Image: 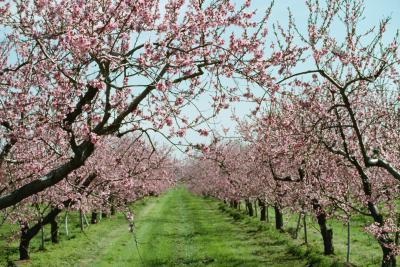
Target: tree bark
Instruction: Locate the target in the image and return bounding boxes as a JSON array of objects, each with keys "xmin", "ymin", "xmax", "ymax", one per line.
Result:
[
  {"xmin": 17, "ymin": 173, "xmax": 96, "ymax": 259},
  {"xmin": 110, "ymin": 205, "xmax": 116, "ymax": 216},
  {"xmin": 381, "ymin": 244, "xmax": 396, "ymax": 267},
  {"xmin": 40, "ymin": 222, "xmax": 44, "ymax": 250},
  {"xmin": 0, "ymin": 141, "xmax": 95, "ymax": 210},
  {"xmin": 312, "ymin": 200, "xmax": 334, "ymax": 255},
  {"xmin": 352, "ymin": 162, "xmax": 396, "ymax": 267},
  {"xmin": 303, "ymin": 213, "xmax": 308, "ymax": 244},
  {"xmin": 258, "ymin": 199, "xmax": 266, "ymax": 221},
  {"xmin": 50, "ymin": 215, "xmax": 59, "ymax": 244},
  {"xmin": 19, "ymin": 207, "xmax": 63, "ymax": 260},
  {"xmin": 246, "ymin": 199, "xmax": 254, "ymax": 217},
  {"xmin": 91, "ymin": 211, "xmax": 98, "ymax": 224},
  {"xmin": 79, "ymin": 209, "xmax": 84, "ymax": 231},
  {"xmin": 19, "ymin": 222, "xmax": 30, "ymax": 260},
  {"xmin": 274, "ymin": 204, "xmax": 283, "ymax": 231}
]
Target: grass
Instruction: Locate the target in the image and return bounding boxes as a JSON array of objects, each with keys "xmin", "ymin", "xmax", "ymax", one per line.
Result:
[
  {"xmin": 232, "ymin": 200, "xmax": 399, "ymax": 267},
  {"xmin": 1, "ymin": 188, "xmax": 307, "ymax": 266},
  {"xmin": 0, "ymin": 187, "xmax": 394, "ymax": 266},
  {"xmin": 0, "ymin": 197, "xmax": 153, "ymax": 266},
  {"xmin": 91, "ymin": 186, "xmax": 307, "ymax": 266}
]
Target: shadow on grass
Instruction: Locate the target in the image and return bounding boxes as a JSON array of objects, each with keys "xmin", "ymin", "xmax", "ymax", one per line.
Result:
[{"xmin": 143, "ymin": 256, "xmax": 276, "ymax": 267}]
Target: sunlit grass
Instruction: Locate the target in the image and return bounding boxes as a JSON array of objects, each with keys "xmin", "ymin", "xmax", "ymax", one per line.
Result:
[{"xmin": 1, "ymin": 187, "xmax": 394, "ymax": 266}]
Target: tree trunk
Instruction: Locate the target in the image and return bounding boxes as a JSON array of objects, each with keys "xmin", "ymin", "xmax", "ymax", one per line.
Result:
[
  {"xmin": 381, "ymin": 243, "xmax": 397, "ymax": 267},
  {"xmin": 91, "ymin": 211, "xmax": 98, "ymax": 224},
  {"xmin": 303, "ymin": 213, "xmax": 308, "ymax": 244},
  {"xmin": 232, "ymin": 200, "xmax": 239, "ymax": 209},
  {"xmin": 79, "ymin": 209, "xmax": 84, "ymax": 231},
  {"xmin": 312, "ymin": 200, "xmax": 334, "ymax": 255},
  {"xmin": 19, "ymin": 206, "xmax": 64, "ymax": 260},
  {"xmin": 19, "ymin": 174, "xmax": 97, "ymax": 260},
  {"xmin": 352, "ymin": 165, "xmax": 396, "ymax": 267},
  {"xmin": 110, "ymin": 205, "xmax": 116, "ymax": 216},
  {"xmin": 274, "ymin": 204, "xmax": 283, "ymax": 231},
  {"xmin": 19, "ymin": 222, "xmax": 30, "ymax": 260},
  {"xmin": 246, "ymin": 199, "xmax": 254, "ymax": 217},
  {"xmin": 109, "ymin": 195, "xmax": 116, "ymax": 216},
  {"xmin": 50, "ymin": 216, "xmax": 59, "ymax": 244},
  {"xmin": 40, "ymin": 221, "xmax": 45, "ymax": 250},
  {"xmin": 254, "ymin": 200, "xmax": 257, "ymax": 217},
  {"xmin": 0, "ymin": 141, "xmax": 95, "ymax": 210},
  {"xmin": 266, "ymin": 205, "xmax": 269, "ymax": 223},
  {"xmin": 317, "ymin": 214, "xmax": 334, "ymax": 254},
  {"xmin": 258, "ymin": 199, "xmax": 266, "ymax": 221}
]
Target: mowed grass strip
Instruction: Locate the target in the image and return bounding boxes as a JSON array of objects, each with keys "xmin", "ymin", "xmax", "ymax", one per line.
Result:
[
  {"xmin": 4, "ymin": 187, "xmax": 309, "ymax": 266},
  {"xmin": 0, "ymin": 198, "xmax": 153, "ymax": 266},
  {"xmin": 94, "ymin": 187, "xmax": 307, "ymax": 267}
]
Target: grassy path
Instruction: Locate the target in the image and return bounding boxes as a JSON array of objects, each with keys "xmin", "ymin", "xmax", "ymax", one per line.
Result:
[
  {"xmin": 11, "ymin": 187, "xmax": 308, "ymax": 266},
  {"xmin": 90, "ymin": 187, "xmax": 307, "ymax": 267}
]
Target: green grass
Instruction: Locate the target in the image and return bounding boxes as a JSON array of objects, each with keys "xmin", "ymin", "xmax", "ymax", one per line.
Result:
[
  {"xmin": 0, "ymin": 197, "xmax": 153, "ymax": 266},
  {"xmin": 233, "ymin": 201, "xmax": 399, "ymax": 267},
  {"xmin": 1, "ymin": 187, "xmax": 394, "ymax": 266},
  {"xmin": 1, "ymin": 188, "xmax": 307, "ymax": 266},
  {"xmin": 91, "ymin": 186, "xmax": 307, "ymax": 266}
]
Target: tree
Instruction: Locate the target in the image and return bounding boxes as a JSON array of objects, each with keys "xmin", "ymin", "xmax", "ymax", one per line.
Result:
[
  {"xmin": 277, "ymin": 0, "xmax": 400, "ymax": 265},
  {"xmin": 0, "ymin": 0, "xmax": 299, "ymax": 209}
]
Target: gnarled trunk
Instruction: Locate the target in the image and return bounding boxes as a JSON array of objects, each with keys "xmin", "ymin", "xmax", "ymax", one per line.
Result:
[
  {"xmin": 380, "ymin": 242, "xmax": 396, "ymax": 267},
  {"xmin": 19, "ymin": 207, "xmax": 63, "ymax": 260},
  {"xmin": 0, "ymin": 141, "xmax": 95, "ymax": 210},
  {"xmin": 274, "ymin": 204, "xmax": 283, "ymax": 231},
  {"xmin": 312, "ymin": 199, "xmax": 334, "ymax": 255},
  {"xmin": 352, "ymin": 164, "xmax": 397, "ymax": 267},
  {"xmin": 19, "ymin": 222, "xmax": 30, "ymax": 260},
  {"xmin": 17, "ymin": 173, "xmax": 97, "ymax": 259}
]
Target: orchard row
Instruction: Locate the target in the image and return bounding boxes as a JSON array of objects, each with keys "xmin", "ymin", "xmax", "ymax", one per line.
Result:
[{"xmin": 0, "ymin": 0, "xmax": 399, "ymax": 266}]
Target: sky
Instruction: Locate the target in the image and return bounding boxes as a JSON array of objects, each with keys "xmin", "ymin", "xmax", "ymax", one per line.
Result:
[
  {"xmin": 3, "ymin": 0, "xmax": 399, "ymax": 157},
  {"xmin": 157, "ymin": 0, "xmax": 400, "ymax": 157}
]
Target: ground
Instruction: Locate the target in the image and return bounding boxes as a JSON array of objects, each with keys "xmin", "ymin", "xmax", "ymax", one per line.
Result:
[{"xmin": 0, "ymin": 186, "xmax": 394, "ymax": 266}]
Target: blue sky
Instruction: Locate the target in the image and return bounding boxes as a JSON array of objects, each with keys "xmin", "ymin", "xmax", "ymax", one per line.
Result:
[{"xmin": 161, "ymin": 0, "xmax": 400, "ymax": 156}]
